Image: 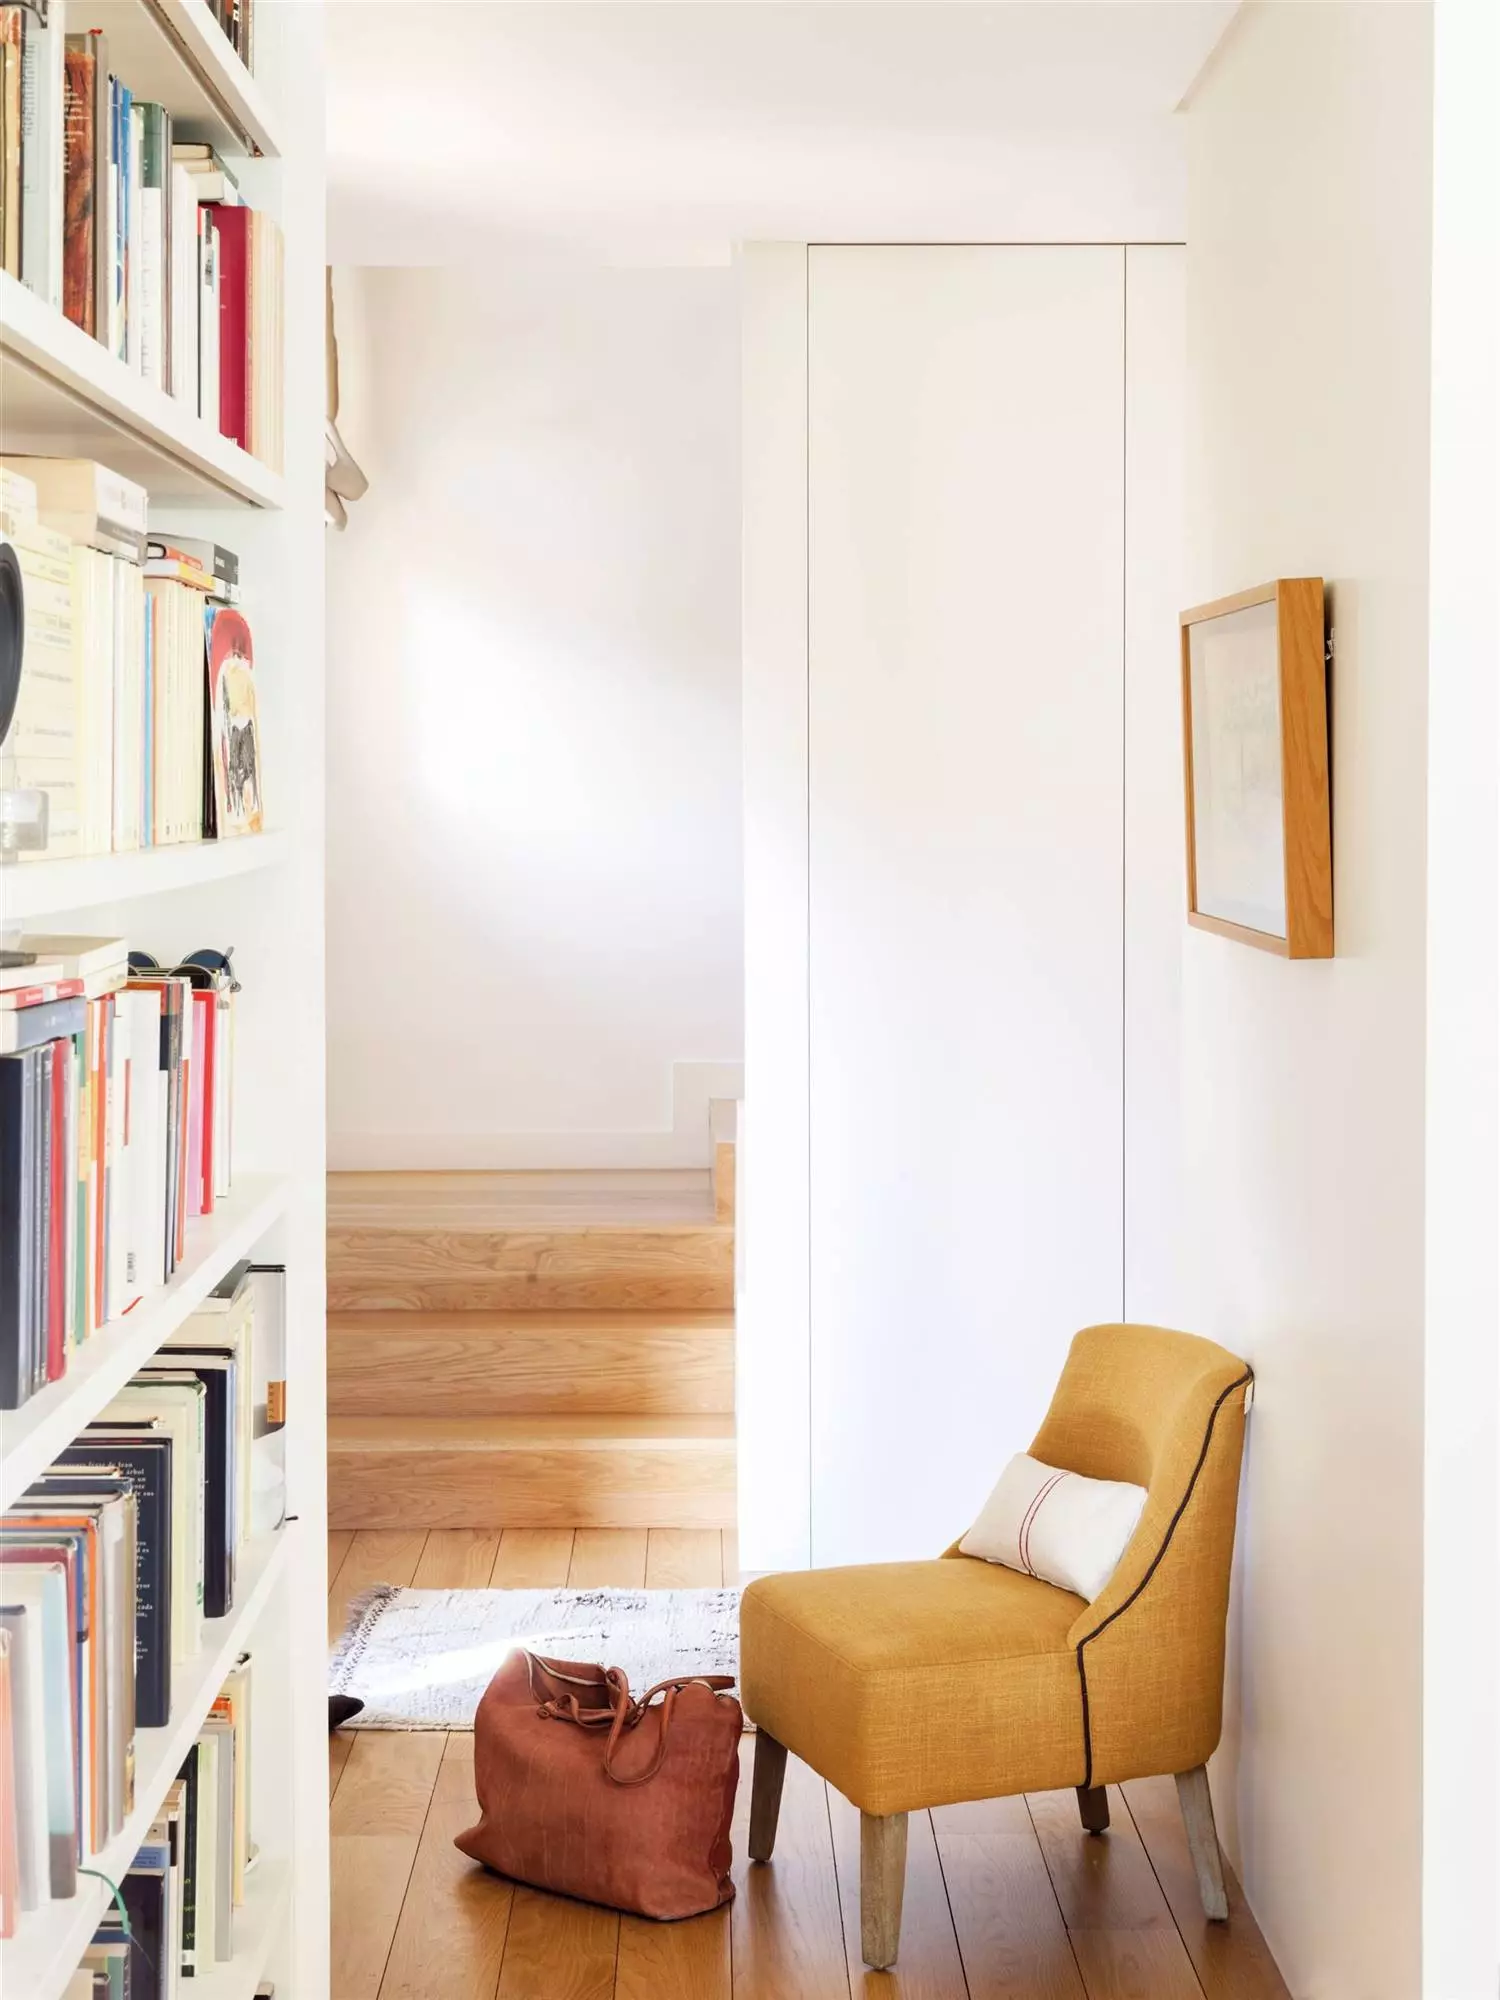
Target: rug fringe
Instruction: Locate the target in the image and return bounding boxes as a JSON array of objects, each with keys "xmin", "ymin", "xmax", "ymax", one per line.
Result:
[{"xmin": 329, "ymin": 1581, "xmax": 403, "ymax": 1692}]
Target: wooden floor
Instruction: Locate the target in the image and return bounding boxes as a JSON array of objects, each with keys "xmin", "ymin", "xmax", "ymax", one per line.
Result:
[{"xmin": 329, "ymin": 1529, "xmax": 1292, "ymax": 2000}]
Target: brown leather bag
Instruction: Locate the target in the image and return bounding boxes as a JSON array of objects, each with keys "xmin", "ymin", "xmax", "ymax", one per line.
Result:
[{"xmin": 455, "ymin": 1651, "xmax": 743, "ymax": 1919}]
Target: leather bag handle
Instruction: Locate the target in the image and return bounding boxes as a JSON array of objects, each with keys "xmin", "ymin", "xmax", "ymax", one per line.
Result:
[{"xmin": 523, "ymin": 1651, "xmax": 736, "ymax": 1787}]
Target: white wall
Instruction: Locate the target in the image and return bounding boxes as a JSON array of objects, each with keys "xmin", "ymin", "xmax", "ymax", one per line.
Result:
[
  {"xmin": 1424, "ymin": 4, "xmax": 1500, "ymax": 1990},
  {"xmin": 805, "ymin": 246, "xmax": 1126, "ymax": 1565},
  {"xmin": 325, "ymin": 263, "xmax": 743, "ymax": 1168},
  {"xmin": 739, "ymin": 245, "xmax": 1188, "ymax": 1571},
  {"xmin": 1181, "ymin": 7, "xmax": 1433, "ymax": 1994}
]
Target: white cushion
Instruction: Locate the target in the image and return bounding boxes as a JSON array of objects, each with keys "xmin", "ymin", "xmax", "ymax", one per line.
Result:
[{"xmin": 958, "ymin": 1453, "xmax": 1148, "ymax": 1604}]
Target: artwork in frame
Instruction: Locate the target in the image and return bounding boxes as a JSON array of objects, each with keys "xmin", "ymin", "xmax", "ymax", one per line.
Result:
[{"xmin": 1179, "ymin": 578, "xmax": 1333, "ymax": 959}]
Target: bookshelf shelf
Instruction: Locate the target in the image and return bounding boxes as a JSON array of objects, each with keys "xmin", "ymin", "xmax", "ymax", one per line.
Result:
[
  {"xmin": 0, "ymin": 1174, "xmax": 291, "ymax": 1509},
  {"xmin": 67, "ymin": 0, "xmax": 283, "ymax": 160},
  {"xmin": 0, "ymin": 1526, "xmax": 292, "ymax": 2000},
  {"xmin": 0, "ymin": 272, "xmax": 286, "ymax": 509},
  {"xmin": 192, "ymin": 1856, "xmax": 292, "ymax": 2000},
  {"xmin": 0, "ymin": 829, "xmax": 291, "ymax": 921}
]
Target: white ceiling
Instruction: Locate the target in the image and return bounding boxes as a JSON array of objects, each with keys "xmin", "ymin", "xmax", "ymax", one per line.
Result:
[{"xmin": 327, "ymin": 1, "xmax": 1240, "ymax": 265}]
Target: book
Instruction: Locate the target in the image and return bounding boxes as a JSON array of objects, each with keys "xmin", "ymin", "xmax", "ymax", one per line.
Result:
[
  {"xmin": 0, "ymin": 458, "xmax": 149, "ymax": 563},
  {"xmin": 146, "ymin": 534, "xmax": 239, "ymax": 589},
  {"xmin": 138, "ymin": 103, "xmax": 172, "ymax": 393},
  {"xmin": 0, "ymin": 17, "xmax": 20, "ymax": 280},
  {"xmin": 58, "ymin": 1436, "xmax": 174, "ymax": 1728},
  {"xmin": 0, "ymin": 1561, "xmax": 77, "ymax": 1896},
  {"xmin": 62, "ymin": 33, "xmax": 109, "ymax": 339},
  {"xmin": 17, "ymin": 0, "xmax": 65, "ymax": 311},
  {"xmin": 205, "ymin": 605, "xmax": 264, "ymax": 835}
]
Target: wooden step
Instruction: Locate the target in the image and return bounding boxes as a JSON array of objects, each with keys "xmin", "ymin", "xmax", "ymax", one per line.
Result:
[
  {"xmin": 326, "ymin": 1415, "xmax": 737, "ymax": 1531},
  {"xmin": 327, "ymin": 1172, "xmax": 732, "ymax": 1311},
  {"xmin": 326, "ymin": 1309, "xmax": 736, "ymax": 1417}
]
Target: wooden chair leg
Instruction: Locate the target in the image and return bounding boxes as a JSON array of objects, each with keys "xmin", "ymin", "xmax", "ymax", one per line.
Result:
[
  {"xmin": 1175, "ymin": 1765, "xmax": 1230, "ymax": 1921},
  {"xmin": 1076, "ymin": 1784, "xmax": 1110, "ymax": 1835},
  {"xmin": 748, "ymin": 1731, "xmax": 789, "ymax": 1862},
  {"xmin": 859, "ymin": 1811, "xmax": 908, "ymax": 1969}
]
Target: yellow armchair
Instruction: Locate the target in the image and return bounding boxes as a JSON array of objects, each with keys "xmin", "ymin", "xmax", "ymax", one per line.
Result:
[{"xmin": 739, "ymin": 1323, "xmax": 1252, "ymax": 1968}]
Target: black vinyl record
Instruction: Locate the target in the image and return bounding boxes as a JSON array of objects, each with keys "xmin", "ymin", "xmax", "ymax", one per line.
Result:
[{"xmin": 0, "ymin": 539, "xmax": 22, "ymax": 747}]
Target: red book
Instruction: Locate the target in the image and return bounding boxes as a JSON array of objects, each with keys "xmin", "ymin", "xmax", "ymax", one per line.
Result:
[
  {"xmin": 215, "ymin": 203, "xmax": 253, "ymax": 451},
  {"xmin": 46, "ymin": 1043, "xmax": 67, "ymax": 1381}
]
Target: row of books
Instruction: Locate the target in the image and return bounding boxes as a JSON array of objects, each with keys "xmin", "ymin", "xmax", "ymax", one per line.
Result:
[
  {"xmin": 0, "ymin": 1258, "xmax": 285, "ymax": 1950},
  {"xmin": 0, "ymin": 4, "xmax": 282, "ymax": 469},
  {"xmin": 0, "ymin": 935, "xmax": 239, "ymax": 1413},
  {"xmin": 2, "ymin": 457, "xmax": 263, "ymax": 860},
  {"xmin": 76, "ymin": 1658, "xmax": 252, "ymax": 1998}
]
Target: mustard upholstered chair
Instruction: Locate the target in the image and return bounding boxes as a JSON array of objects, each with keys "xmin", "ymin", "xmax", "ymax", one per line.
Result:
[{"xmin": 739, "ymin": 1323, "xmax": 1253, "ymax": 1969}]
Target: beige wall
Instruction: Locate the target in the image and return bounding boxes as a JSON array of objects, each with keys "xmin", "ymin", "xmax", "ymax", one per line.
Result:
[{"xmin": 1182, "ymin": 5, "xmax": 1433, "ymax": 1994}]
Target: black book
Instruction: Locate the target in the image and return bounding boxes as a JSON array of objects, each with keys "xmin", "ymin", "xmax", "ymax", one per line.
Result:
[
  {"xmin": 141, "ymin": 1357, "xmax": 234, "ymax": 1616},
  {"xmin": 103, "ymin": 1858, "xmax": 167, "ymax": 2000},
  {"xmin": 178, "ymin": 1740, "xmax": 200, "ymax": 1973},
  {"xmin": 60, "ymin": 1434, "xmax": 174, "ymax": 1726},
  {"xmin": 0, "ymin": 1050, "xmax": 30, "ymax": 1409}
]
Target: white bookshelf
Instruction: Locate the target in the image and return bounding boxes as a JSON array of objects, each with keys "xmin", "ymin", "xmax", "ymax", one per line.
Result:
[
  {"xmin": 0, "ymin": 830, "xmax": 290, "ymax": 921},
  {"xmin": 0, "ymin": 272, "xmax": 286, "ymax": 509},
  {"xmin": 0, "ymin": 2, "xmax": 329, "ymax": 1994}
]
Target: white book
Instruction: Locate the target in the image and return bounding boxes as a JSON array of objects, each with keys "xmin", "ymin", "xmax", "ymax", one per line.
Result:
[
  {"xmin": 17, "ymin": 3, "xmax": 64, "ymax": 309},
  {"xmin": 126, "ymin": 987, "xmax": 168, "ymax": 1288},
  {"xmin": 140, "ymin": 185, "xmax": 165, "ymax": 391},
  {"xmin": 106, "ymin": 994, "xmax": 135, "ymax": 1317},
  {"xmin": 98, "ymin": 1381, "xmax": 206, "ymax": 1661},
  {"xmin": 0, "ymin": 1608, "xmax": 49, "ymax": 1910},
  {"xmin": 1, "ymin": 1567, "xmax": 77, "ymax": 1899},
  {"xmin": 171, "ymin": 166, "xmax": 200, "ymax": 409}
]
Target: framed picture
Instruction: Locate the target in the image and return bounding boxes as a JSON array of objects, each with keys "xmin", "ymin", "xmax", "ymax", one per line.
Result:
[{"xmin": 1179, "ymin": 578, "xmax": 1332, "ymax": 959}]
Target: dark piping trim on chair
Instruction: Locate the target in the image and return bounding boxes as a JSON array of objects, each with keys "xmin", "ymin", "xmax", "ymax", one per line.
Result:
[{"xmin": 1074, "ymin": 1368, "xmax": 1254, "ymax": 1791}]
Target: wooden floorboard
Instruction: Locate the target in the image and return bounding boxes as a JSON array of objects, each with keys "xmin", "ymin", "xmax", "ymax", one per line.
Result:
[
  {"xmin": 730, "ymin": 1742, "xmax": 851, "ymax": 2000},
  {"xmin": 1025, "ymin": 1789, "xmax": 1204, "ymax": 2000},
  {"xmin": 329, "ymin": 1529, "xmax": 429, "ymax": 1643},
  {"xmin": 932, "ymin": 1795, "xmax": 1086, "ymax": 2000},
  {"xmin": 330, "ymin": 1730, "xmax": 446, "ymax": 2000},
  {"xmin": 491, "ymin": 1527, "xmax": 577, "ymax": 1587},
  {"xmin": 645, "ymin": 1526, "xmax": 724, "ymax": 1588},
  {"xmin": 414, "ymin": 1528, "xmax": 505, "ymax": 1589},
  {"xmin": 379, "ymin": 1734, "xmax": 512, "ymax": 2000},
  {"xmin": 1120, "ymin": 1779, "xmax": 1292, "ymax": 2000},
  {"xmin": 829, "ymin": 1794, "xmax": 968, "ymax": 1999},
  {"xmin": 495, "ymin": 1888, "xmax": 620, "ymax": 2000},
  {"xmin": 569, "ymin": 1527, "xmax": 649, "ymax": 1587}
]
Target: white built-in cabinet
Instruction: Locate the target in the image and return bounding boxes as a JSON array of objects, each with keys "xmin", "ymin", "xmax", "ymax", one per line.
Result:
[{"xmin": 740, "ymin": 243, "xmax": 1186, "ymax": 1571}]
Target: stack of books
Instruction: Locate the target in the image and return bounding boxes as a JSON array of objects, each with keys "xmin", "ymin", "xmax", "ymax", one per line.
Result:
[
  {"xmin": 0, "ymin": 937, "xmax": 240, "ymax": 1413},
  {"xmin": 0, "ymin": 1267, "xmax": 270, "ymax": 1954},
  {"xmin": 0, "ymin": 4, "xmax": 281, "ymax": 470},
  {"xmin": 0, "ymin": 458, "xmax": 263, "ymax": 858}
]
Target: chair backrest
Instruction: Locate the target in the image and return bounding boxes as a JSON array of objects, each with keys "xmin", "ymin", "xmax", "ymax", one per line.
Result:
[{"xmin": 1029, "ymin": 1322, "xmax": 1252, "ymax": 1787}]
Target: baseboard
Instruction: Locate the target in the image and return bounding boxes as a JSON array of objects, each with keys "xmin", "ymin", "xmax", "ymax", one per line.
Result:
[{"xmin": 328, "ymin": 1060, "xmax": 745, "ymax": 1172}]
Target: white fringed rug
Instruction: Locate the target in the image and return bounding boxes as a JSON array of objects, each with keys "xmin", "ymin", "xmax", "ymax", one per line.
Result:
[{"xmin": 329, "ymin": 1584, "xmax": 743, "ymax": 1729}]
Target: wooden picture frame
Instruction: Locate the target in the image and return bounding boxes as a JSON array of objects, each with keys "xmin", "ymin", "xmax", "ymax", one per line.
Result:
[{"xmin": 1179, "ymin": 578, "xmax": 1333, "ymax": 959}]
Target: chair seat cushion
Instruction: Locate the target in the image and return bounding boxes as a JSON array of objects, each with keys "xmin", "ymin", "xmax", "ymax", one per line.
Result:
[{"xmin": 739, "ymin": 1555, "xmax": 1088, "ymax": 1816}]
